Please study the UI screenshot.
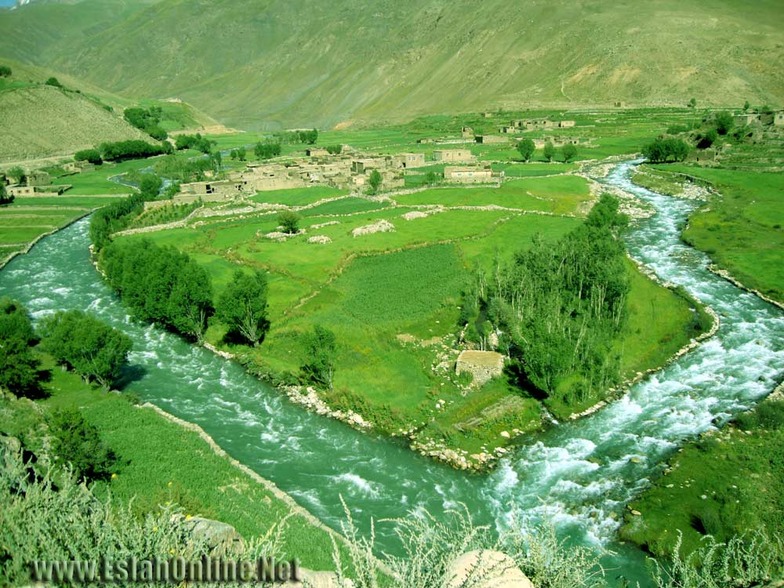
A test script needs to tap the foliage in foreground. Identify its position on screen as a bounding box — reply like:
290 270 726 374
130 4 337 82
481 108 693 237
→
651 531 784 588
330 500 606 588
0 448 286 587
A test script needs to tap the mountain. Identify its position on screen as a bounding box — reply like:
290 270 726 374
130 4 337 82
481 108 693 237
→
0 60 153 161
1 0 782 129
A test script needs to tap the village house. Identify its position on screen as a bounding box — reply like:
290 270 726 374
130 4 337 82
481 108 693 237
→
774 111 784 127
499 125 518 134
734 113 761 127
461 126 474 139
8 185 35 197
305 147 330 157
62 161 95 174
26 170 51 187
433 149 475 163
474 135 508 145
397 153 426 168
558 120 576 128
443 166 494 184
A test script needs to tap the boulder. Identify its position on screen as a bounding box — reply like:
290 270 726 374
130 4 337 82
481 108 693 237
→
175 515 243 555
291 569 354 587
444 550 534 588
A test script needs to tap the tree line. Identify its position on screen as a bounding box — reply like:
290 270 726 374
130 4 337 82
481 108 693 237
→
124 106 168 141
89 173 162 249
517 139 577 163
459 194 630 407
0 298 132 396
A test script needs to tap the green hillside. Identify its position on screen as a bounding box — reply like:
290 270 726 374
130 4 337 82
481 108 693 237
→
1 0 782 129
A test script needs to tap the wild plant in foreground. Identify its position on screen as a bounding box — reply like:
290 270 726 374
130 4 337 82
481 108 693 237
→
651 530 784 588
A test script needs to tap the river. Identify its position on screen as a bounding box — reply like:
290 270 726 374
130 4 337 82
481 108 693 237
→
1 160 782 584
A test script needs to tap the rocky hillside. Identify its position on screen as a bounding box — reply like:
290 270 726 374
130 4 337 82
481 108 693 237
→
0 0 782 129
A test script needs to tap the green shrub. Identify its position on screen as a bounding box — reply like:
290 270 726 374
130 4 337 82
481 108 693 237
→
47 408 117 482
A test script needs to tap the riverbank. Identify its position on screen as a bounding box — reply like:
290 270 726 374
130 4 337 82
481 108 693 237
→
0 359 343 571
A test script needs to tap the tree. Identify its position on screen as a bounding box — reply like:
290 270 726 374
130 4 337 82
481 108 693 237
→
561 143 577 163
688 97 697 109
216 270 269 346
7 166 25 185
0 182 12 206
517 139 535 162
254 141 282 160
424 170 440 185
696 128 718 149
543 141 555 162
0 298 41 397
45 77 63 88
743 100 751 112
642 137 690 163
210 150 222 173
714 111 734 135
0 65 11 77
300 325 336 389
74 149 103 165
138 173 163 198
277 210 300 234
368 169 382 194
48 408 117 482
326 145 342 155
40 310 132 389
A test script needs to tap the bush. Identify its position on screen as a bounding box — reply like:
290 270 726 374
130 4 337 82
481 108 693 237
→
696 128 718 149
47 408 117 482
74 148 103 165
326 144 343 155
44 77 62 88
277 209 300 234
0 65 11 77
561 143 577 163
714 111 735 135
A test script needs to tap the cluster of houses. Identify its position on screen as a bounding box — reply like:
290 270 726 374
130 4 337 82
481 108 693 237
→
733 110 784 128
177 148 503 203
1 169 72 197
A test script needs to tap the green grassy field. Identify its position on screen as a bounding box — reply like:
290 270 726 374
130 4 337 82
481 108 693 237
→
0 358 341 570
651 165 784 302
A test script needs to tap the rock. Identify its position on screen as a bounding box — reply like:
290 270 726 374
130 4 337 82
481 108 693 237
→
176 515 243 555
630 510 642 516
290 569 353 588
455 350 505 386
500 430 511 439
444 550 534 588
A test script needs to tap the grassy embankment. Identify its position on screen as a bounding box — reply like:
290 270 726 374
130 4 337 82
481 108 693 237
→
661 165 784 303
114 151 705 461
620 395 784 559
0 356 342 570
